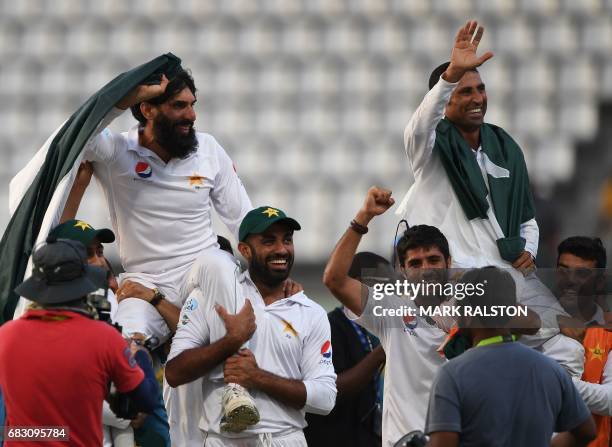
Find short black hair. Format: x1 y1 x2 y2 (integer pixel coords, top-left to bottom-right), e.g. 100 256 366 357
457 267 516 328
348 251 393 288
558 236 607 269
130 67 197 125
428 61 478 90
217 236 234 256
348 251 389 280
396 225 450 266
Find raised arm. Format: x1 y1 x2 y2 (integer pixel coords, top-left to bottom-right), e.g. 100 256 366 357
405 20 493 176
323 186 394 316
60 161 94 223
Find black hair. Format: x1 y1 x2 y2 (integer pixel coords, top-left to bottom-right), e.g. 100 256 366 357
457 266 516 328
396 225 450 267
428 61 478 90
130 67 197 125
558 236 607 269
348 251 390 281
217 236 234 256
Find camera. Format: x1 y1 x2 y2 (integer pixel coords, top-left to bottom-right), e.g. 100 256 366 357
394 431 429 447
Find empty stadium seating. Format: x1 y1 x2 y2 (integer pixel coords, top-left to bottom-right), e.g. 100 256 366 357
1 0 610 260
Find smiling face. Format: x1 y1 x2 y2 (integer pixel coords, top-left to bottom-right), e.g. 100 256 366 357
239 222 295 287
556 253 601 317
444 70 487 132
146 87 199 159
402 245 451 285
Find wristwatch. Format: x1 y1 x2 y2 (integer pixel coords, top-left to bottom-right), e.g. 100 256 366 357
150 288 164 307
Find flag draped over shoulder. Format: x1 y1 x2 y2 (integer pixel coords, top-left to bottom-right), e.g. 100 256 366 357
0 53 182 324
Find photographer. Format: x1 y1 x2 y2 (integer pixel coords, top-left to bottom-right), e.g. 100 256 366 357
0 238 159 446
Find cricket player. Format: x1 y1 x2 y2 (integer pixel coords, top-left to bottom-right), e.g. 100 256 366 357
324 186 447 447
395 20 567 344
32 67 259 432
166 206 337 446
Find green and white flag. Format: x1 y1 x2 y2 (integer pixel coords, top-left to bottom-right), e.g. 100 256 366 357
0 53 182 324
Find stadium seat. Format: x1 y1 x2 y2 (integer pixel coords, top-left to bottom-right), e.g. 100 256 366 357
538 17 578 57
3 1 611 261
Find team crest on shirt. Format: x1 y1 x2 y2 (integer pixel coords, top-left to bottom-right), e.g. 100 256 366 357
135 161 152 178
319 340 333 365
188 173 206 189
403 314 418 336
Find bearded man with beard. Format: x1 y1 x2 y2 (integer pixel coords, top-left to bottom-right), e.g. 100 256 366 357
67 67 258 440
166 206 337 447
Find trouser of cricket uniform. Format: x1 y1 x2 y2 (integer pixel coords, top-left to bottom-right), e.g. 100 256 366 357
180 248 244 381
163 376 205 447
507 269 568 346
202 430 307 447
113 246 240 350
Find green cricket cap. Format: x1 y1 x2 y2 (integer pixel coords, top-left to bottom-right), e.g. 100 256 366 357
239 207 301 242
49 219 115 247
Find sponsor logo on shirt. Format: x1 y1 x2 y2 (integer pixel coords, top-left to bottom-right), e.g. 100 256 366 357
180 313 190 326
320 340 333 365
403 314 418 336
184 297 198 312
135 161 152 178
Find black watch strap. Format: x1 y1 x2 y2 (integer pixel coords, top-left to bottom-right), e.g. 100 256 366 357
150 289 164 307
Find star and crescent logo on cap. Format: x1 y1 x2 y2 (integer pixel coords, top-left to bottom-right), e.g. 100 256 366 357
73 220 93 231
262 207 279 218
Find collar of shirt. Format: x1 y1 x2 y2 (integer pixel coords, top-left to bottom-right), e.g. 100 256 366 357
586 304 606 326
126 124 163 159
241 270 315 309
23 308 85 321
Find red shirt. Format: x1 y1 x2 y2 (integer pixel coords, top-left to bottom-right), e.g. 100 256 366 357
0 309 144 447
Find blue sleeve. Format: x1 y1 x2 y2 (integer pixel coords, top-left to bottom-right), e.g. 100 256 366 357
0 386 5 428
126 350 160 413
425 366 462 434
554 367 592 432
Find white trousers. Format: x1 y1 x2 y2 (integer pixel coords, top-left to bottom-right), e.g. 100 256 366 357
113 246 240 349
202 430 307 447
161 248 242 447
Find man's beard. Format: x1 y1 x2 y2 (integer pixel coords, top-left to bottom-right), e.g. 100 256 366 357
153 113 198 159
248 247 294 288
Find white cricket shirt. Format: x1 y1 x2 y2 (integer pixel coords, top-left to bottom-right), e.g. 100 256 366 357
396 77 539 268
346 289 447 447
168 272 337 438
84 109 252 286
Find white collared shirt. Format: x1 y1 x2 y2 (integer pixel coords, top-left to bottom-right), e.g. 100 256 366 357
84 111 252 285
345 289 447 447
396 78 539 268
168 272 337 437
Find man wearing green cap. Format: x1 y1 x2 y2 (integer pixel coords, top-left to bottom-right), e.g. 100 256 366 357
166 206 337 444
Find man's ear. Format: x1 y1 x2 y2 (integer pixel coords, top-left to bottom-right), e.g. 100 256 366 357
446 256 452 269
140 102 156 121
237 242 252 261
